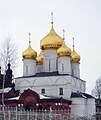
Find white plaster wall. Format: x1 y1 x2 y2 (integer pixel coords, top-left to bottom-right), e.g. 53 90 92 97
36 65 43 73
71 98 87 117
71 63 80 78
71 77 86 93
54 76 72 98
23 59 36 76
58 57 71 74
87 98 96 117
71 97 95 118
43 50 57 72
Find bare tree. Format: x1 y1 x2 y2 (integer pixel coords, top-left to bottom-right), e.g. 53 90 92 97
0 36 18 73
92 77 101 99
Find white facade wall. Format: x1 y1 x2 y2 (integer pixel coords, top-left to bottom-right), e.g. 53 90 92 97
23 59 36 76
15 75 85 99
58 57 71 74
71 62 80 78
43 50 57 72
87 98 96 117
71 98 88 117
71 77 85 93
71 97 95 118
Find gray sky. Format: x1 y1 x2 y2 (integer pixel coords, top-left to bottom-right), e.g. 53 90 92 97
0 0 101 94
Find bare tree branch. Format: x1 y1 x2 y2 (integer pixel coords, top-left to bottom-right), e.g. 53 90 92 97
92 77 101 99
0 36 18 73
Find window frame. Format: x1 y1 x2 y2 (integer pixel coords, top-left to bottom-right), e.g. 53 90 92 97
59 88 63 95
41 89 45 94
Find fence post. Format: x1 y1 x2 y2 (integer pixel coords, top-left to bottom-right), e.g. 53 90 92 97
8 110 10 120
15 106 17 120
27 111 29 120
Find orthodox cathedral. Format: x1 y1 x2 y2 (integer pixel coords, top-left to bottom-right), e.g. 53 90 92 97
0 14 95 117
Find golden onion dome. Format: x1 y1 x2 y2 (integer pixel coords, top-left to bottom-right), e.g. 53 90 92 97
71 48 80 63
57 41 71 57
36 51 43 65
40 23 63 50
22 33 37 60
22 41 37 60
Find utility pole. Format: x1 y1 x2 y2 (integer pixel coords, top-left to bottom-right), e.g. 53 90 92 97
2 73 5 120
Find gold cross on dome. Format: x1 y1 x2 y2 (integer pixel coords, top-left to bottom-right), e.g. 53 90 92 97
63 29 65 40
51 12 53 24
72 37 75 48
29 32 31 43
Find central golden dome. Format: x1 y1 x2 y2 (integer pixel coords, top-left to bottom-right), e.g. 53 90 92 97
40 24 63 50
57 41 71 57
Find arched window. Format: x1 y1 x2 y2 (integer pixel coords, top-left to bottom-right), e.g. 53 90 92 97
41 89 45 94
59 88 63 95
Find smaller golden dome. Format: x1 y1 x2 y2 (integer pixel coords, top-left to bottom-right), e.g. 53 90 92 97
71 37 80 63
57 41 71 57
22 33 37 60
36 51 43 65
71 49 80 63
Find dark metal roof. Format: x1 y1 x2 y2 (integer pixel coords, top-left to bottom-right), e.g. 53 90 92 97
15 72 85 82
71 92 95 99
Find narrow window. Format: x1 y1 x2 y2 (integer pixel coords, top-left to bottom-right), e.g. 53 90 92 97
56 59 58 71
62 64 64 71
41 89 45 94
49 60 51 71
59 88 63 95
26 66 28 74
72 69 74 76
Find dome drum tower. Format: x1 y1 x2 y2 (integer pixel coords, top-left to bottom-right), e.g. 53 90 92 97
42 50 58 72
23 59 36 76
57 30 71 75
71 62 80 78
40 21 63 72
71 38 80 78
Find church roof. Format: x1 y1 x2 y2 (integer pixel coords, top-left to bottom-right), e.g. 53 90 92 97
40 94 60 99
8 96 20 100
0 87 12 93
71 92 94 99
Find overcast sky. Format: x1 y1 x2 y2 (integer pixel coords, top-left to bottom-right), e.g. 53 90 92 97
0 0 101 94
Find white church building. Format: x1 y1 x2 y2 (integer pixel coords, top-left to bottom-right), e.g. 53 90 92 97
15 15 95 117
